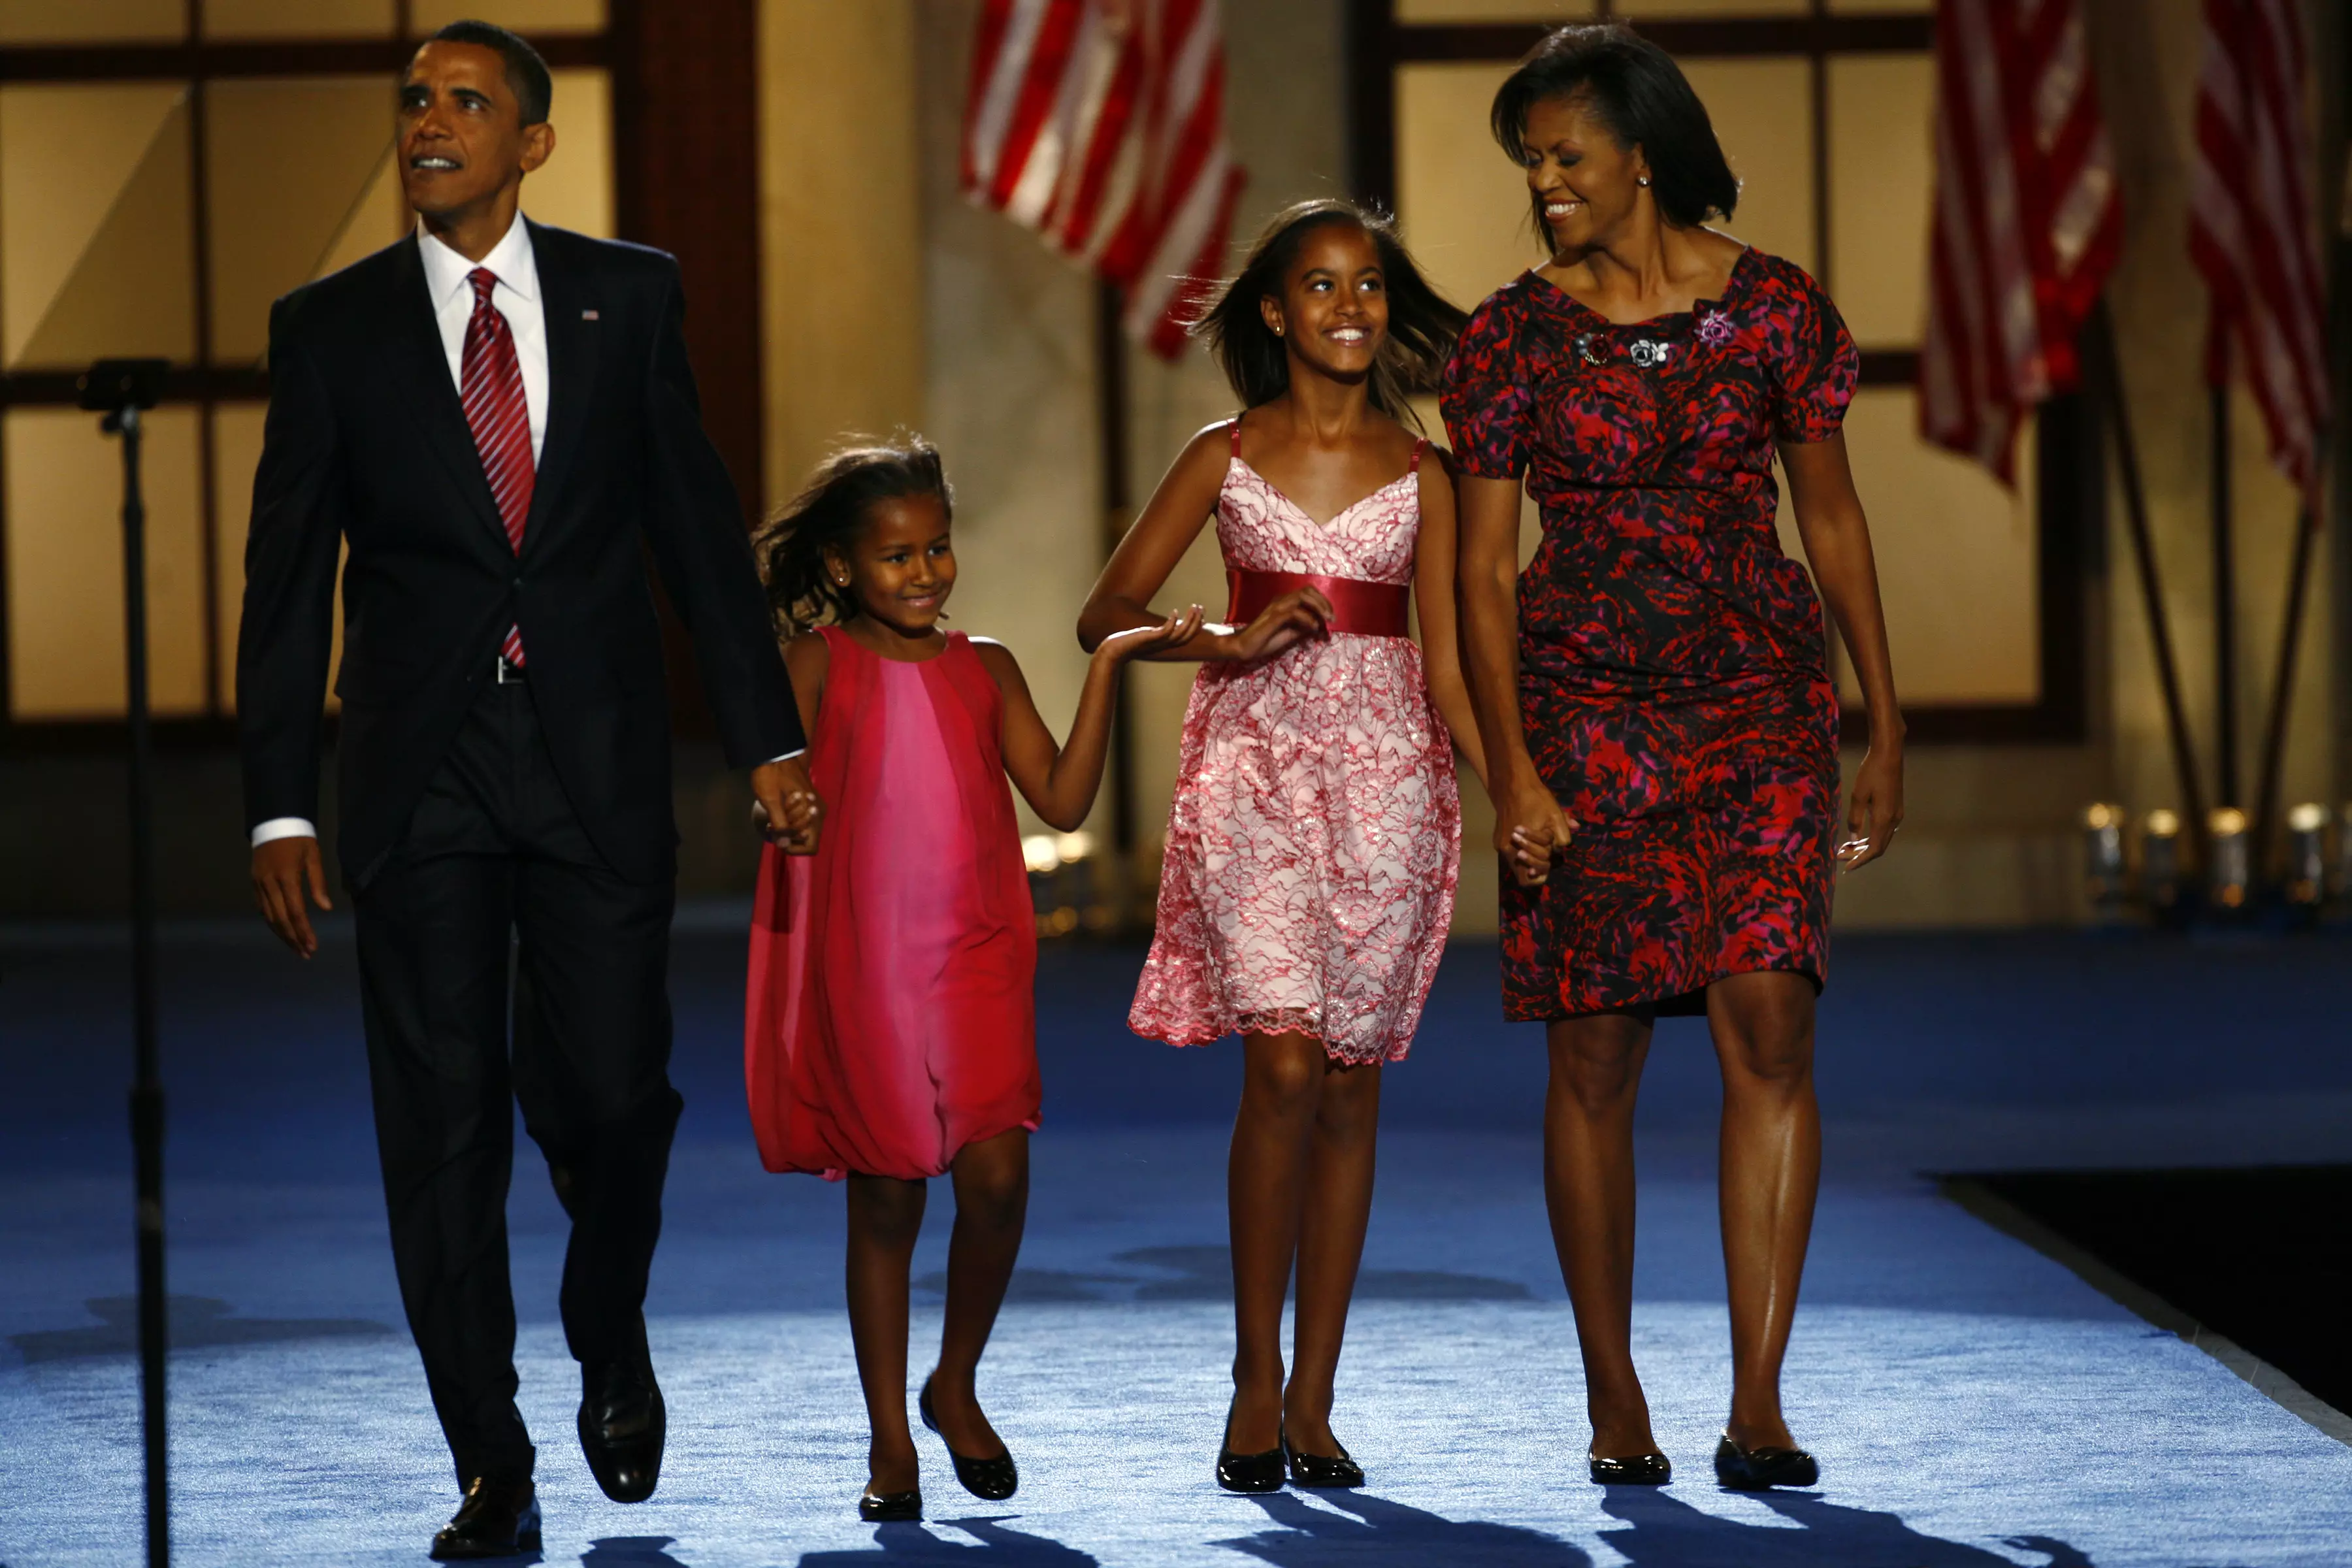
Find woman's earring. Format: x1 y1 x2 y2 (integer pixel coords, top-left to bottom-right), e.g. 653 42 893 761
1637 175 1651 188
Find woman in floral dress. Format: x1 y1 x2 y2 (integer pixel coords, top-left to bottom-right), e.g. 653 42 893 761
1446 26 1905 1490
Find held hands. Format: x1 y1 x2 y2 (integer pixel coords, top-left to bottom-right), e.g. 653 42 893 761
1836 742 1904 872
1497 774 1578 890
1096 604 1207 664
751 755 823 857
1225 587 1333 663
252 835 333 958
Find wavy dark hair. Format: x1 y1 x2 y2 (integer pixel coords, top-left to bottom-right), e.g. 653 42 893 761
1490 24 1739 240
755 435 953 635
1192 199 1467 425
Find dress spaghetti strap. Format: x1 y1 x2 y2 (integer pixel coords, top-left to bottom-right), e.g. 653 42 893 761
1230 417 1244 457
1409 437 1426 475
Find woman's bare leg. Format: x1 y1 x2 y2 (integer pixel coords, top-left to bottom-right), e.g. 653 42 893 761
1226 1030 1325 1452
926 1127 1029 1459
1285 1058 1380 1454
1544 1009 1659 1458
1707 970 1820 1451
845 1173 928 1494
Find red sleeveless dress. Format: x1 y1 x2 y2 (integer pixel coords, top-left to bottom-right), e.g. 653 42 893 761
745 627 1040 1181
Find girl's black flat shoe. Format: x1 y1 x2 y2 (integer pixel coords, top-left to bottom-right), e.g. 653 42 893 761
858 1486 921 1522
1713 1434 1818 1490
1588 1452 1672 1486
919 1376 1019 1501
1282 1433 1364 1489
1216 1401 1286 1494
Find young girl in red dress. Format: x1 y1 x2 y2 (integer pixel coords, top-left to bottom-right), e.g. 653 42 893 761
1079 201 1484 1493
744 438 1193 1522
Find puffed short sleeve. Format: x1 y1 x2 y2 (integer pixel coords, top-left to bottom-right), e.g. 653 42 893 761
1441 289 1535 480
1771 266 1860 444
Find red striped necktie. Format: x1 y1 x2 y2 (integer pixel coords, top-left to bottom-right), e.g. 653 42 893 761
460 267 534 666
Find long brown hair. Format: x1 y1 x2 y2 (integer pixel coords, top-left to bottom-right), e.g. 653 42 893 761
1191 199 1467 425
753 435 952 635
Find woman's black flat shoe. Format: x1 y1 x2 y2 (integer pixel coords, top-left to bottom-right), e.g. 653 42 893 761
919 1376 1018 1501
1216 1401 1286 1494
858 1486 921 1522
1588 1452 1673 1486
1713 1434 1818 1490
1282 1433 1364 1489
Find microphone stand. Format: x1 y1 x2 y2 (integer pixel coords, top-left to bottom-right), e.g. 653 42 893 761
79 357 173 1568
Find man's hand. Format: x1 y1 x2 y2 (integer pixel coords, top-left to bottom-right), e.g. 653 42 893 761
751 756 823 856
252 836 333 958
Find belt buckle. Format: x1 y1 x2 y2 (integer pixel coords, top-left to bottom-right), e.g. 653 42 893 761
495 655 524 685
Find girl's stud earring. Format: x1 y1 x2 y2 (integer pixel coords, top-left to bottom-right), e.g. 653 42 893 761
1638 175 1651 187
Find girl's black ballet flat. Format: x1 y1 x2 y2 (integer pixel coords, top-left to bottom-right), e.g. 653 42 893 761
1282 1434 1364 1489
1712 1435 1818 1490
919 1377 1019 1501
1216 1402 1287 1494
1588 1452 1673 1486
858 1487 922 1522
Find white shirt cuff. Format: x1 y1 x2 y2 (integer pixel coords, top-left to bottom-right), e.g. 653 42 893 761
764 749 806 764
250 818 318 847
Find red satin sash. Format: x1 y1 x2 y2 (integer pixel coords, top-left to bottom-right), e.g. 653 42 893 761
1226 568 1410 638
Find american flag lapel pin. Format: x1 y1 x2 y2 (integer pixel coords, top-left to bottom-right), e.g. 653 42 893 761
581 308 599 321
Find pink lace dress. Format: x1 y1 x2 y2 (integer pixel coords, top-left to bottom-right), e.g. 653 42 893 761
1129 422 1462 1065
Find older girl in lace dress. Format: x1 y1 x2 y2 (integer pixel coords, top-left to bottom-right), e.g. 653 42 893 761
1079 200 1483 1493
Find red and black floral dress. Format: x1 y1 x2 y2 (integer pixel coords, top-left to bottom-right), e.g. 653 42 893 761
1439 247 1859 1020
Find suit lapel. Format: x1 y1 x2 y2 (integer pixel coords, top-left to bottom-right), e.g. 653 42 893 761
384 237 508 549
523 221 599 551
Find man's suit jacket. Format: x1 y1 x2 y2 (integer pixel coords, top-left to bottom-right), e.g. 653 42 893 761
237 221 802 887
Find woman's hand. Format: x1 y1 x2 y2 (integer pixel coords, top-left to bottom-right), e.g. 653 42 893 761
1096 604 1206 665
1223 587 1332 663
1837 742 1904 872
1496 773 1578 889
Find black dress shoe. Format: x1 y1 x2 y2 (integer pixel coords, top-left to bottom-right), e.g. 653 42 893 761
858 1486 922 1522
579 1358 666 1503
1282 1433 1364 1489
1714 1433 1818 1490
919 1375 1018 1501
429 1473 540 1561
1589 1451 1673 1485
1215 1400 1286 1494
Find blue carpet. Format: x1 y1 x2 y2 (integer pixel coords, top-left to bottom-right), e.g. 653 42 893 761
3 917 2350 1565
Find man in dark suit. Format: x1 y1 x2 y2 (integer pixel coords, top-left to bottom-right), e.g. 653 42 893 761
237 22 819 1559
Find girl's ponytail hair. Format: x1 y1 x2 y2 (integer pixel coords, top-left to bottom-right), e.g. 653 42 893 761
1191 198 1469 426
755 434 952 635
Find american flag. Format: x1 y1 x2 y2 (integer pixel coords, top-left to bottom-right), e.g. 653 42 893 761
2189 0 2330 498
960 0 1246 359
1919 0 2123 482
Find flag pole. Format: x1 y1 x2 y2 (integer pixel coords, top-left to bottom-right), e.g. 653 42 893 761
2249 498 2322 870
2089 299 2211 866
1096 278 1139 925
2208 359 2240 809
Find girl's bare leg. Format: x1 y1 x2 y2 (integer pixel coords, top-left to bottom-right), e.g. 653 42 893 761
845 1173 928 1494
926 1127 1030 1459
1226 1030 1325 1452
1707 970 1820 1452
1544 1009 1660 1458
1285 1058 1380 1455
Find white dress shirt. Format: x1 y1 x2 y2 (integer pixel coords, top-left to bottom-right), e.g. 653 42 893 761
251 215 798 851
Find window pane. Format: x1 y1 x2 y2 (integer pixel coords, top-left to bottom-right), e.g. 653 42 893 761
1823 389 2040 706
410 0 607 32
1395 61 1534 313
0 0 183 44
203 0 395 38
1828 54 1933 348
7 406 209 720
205 79 400 364
1678 57 1812 276
1394 0 1596 18
211 402 343 715
1 85 198 370
1618 0 1805 14
525 69 614 238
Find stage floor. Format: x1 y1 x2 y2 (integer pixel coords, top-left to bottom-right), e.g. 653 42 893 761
5 913 2351 1566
